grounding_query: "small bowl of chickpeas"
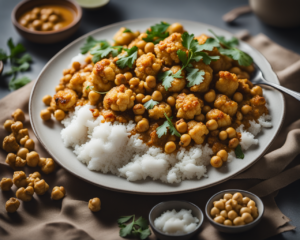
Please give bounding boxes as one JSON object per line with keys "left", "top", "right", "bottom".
{"left": 11, "top": 0, "right": 82, "bottom": 44}
{"left": 205, "top": 189, "right": 264, "bottom": 233}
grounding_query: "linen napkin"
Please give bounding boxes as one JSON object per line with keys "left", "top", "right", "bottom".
{"left": 1, "top": 33, "right": 300, "bottom": 240}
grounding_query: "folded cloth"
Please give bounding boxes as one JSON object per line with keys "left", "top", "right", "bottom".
{"left": 1, "top": 33, "right": 300, "bottom": 240}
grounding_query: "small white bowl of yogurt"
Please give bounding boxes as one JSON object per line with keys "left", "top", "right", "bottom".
{"left": 149, "top": 201, "right": 204, "bottom": 240}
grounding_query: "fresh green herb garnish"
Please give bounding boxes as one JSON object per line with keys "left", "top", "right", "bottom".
{"left": 123, "top": 28, "right": 133, "bottom": 33}
{"left": 80, "top": 36, "right": 108, "bottom": 54}
{"left": 143, "top": 21, "right": 170, "bottom": 44}
{"left": 90, "top": 42, "right": 122, "bottom": 63}
{"left": 116, "top": 46, "right": 138, "bottom": 69}
{"left": 143, "top": 99, "right": 159, "bottom": 109}
{"left": 235, "top": 144, "right": 244, "bottom": 159}
{"left": 8, "top": 76, "right": 31, "bottom": 91}
{"left": 86, "top": 85, "right": 108, "bottom": 94}
{"left": 118, "top": 215, "right": 151, "bottom": 240}
{"left": 4, "top": 62, "right": 30, "bottom": 76}
{"left": 185, "top": 67, "right": 205, "bottom": 87}
{"left": 209, "top": 29, "right": 253, "bottom": 66}
{"left": 157, "top": 69, "right": 183, "bottom": 91}
{"left": 156, "top": 113, "right": 181, "bottom": 138}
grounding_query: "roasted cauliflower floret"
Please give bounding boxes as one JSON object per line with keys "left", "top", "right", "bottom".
{"left": 189, "top": 61, "right": 213, "bottom": 93}
{"left": 206, "top": 109, "right": 231, "bottom": 128}
{"left": 194, "top": 34, "right": 209, "bottom": 45}
{"left": 229, "top": 67, "right": 250, "bottom": 79}
{"left": 176, "top": 93, "right": 202, "bottom": 120}
{"left": 215, "top": 71, "right": 239, "bottom": 96}
{"left": 148, "top": 102, "right": 172, "bottom": 120}
{"left": 134, "top": 53, "right": 163, "bottom": 80}
{"left": 168, "top": 66, "right": 186, "bottom": 92}
{"left": 214, "top": 94, "right": 238, "bottom": 116}
{"left": 250, "top": 95, "right": 268, "bottom": 118}
{"left": 103, "top": 85, "right": 135, "bottom": 111}
{"left": 113, "top": 27, "right": 139, "bottom": 46}
{"left": 167, "top": 23, "right": 184, "bottom": 35}
{"left": 68, "top": 72, "right": 91, "bottom": 94}
{"left": 210, "top": 54, "right": 232, "bottom": 72}
{"left": 53, "top": 88, "right": 77, "bottom": 111}
{"left": 187, "top": 121, "right": 209, "bottom": 144}
{"left": 154, "top": 33, "right": 186, "bottom": 66}
{"left": 238, "top": 79, "right": 254, "bottom": 94}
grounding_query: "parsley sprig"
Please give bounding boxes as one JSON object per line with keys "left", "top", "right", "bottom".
{"left": 235, "top": 144, "right": 244, "bottom": 159}
{"left": 143, "top": 99, "right": 159, "bottom": 109}
{"left": 116, "top": 46, "right": 138, "bottom": 69}
{"left": 143, "top": 22, "right": 170, "bottom": 44}
{"left": 118, "top": 215, "right": 151, "bottom": 240}
{"left": 156, "top": 113, "right": 181, "bottom": 138}
{"left": 90, "top": 41, "right": 123, "bottom": 63}
{"left": 86, "top": 85, "right": 108, "bottom": 94}
{"left": 209, "top": 29, "right": 253, "bottom": 66}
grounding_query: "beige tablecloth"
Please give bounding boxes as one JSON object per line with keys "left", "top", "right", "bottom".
{"left": 1, "top": 33, "right": 300, "bottom": 240}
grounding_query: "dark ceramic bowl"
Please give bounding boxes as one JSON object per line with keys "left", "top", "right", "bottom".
{"left": 205, "top": 189, "right": 264, "bottom": 233}
{"left": 12, "top": 0, "right": 82, "bottom": 44}
{"left": 149, "top": 201, "right": 204, "bottom": 240}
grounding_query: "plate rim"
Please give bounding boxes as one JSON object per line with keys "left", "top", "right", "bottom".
{"left": 29, "top": 18, "right": 285, "bottom": 195}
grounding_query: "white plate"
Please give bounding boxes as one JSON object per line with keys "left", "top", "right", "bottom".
{"left": 29, "top": 18, "right": 285, "bottom": 195}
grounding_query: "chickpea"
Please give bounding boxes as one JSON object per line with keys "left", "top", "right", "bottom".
{"left": 16, "top": 186, "right": 34, "bottom": 201}
{"left": 129, "top": 77, "right": 140, "bottom": 87}
{"left": 17, "top": 148, "right": 29, "bottom": 160}
{"left": 228, "top": 138, "right": 239, "bottom": 149}
{"left": 152, "top": 63, "right": 161, "bottom": 72}
{"left": 136, "top": 40, "right": 146, "bottom": 49}
{"left": 167, "top": 23, "right": 184, "bottom": 33}
{"left": 24, "top": 139, "right": 35, "bottom": 151}
{"left": 29, "top": 172, "right": 41, "bottom": 179}
{"left": 136, "top": 118, "right": 149, "bottom": 133}
{"left": 166, "top": 96, "right": 175, "bottom": 107}
{"left": 115, "top": 73, "right": 127, "bottom": 86}
{"left": 53, "top": 23, "right": 63, "bottom": 31}
{"left": 39, "top": 158, "right": 55, "bottom": 174}
{"left": 13, "top": 171, "right": 27, "bottom": 188}
{"left": 226, "top": 127, "right": 236, "bottom": 139}
{"left": 0, "top": 178, "right": 13, "bottom": 191}
{"left": 232, "top": 192, "right": 243, "bottom": 203}
{"left": 20, "top": 135, "right": 29, "bottom": 145}
{"left": 225, "top": 204, "right": 232, "bottom": 211}
{"left": 12, "top": 109, "right": 25, "bottom": 122}
{"left": 32, "top": 19, "right": 42, "bottom": 29}
{"left": 240, "top": 207, "right": 251, "bottom": 215}
{"left": 51, "top": 186, "right": 66, "bottom": 200}
{"left": 204, "top": 89, "right": 216, "bottom": 103}
{"left": 88, "top": 197, "right": 101, "bottom": 212}
{"left": 206, "top": 119, "right": 218, "bottom": 131}
{"left": 144, "top": 42, "right": 155, "bottom": 53}
{"left": 236, "top": 111, "right": 243, "bottom": 121}
{"left": 134, "top": 115, "right": 143, "bottom": 123}
{"left": 214, "top": 200, "right": 225, "bottom": 210}
{"left": 224, "top": 219, "right": 233, "bottom": 226}
{"left": 34, "top": 179, "right": 49, "bottom": 195}
{"left": 179, "top": 134, "right": 191, "bottom": 147}
{"left": 146, "top": 76, "right": 156, "bottom": 88}
{"left": 26, "top": 151, "right": 40, "bottom": 167}
{"left": 216, "top": 150, "right": 228, "bottom": 162}
{"left": 210, "top": 156, "right": 223, "bottom": 168}
{"left": 3, "top": 119, "right": 14, "bottom": 132}
{"left": 249, "top": 206, "right": 259, "bottom": 218}
{"left": 152, "top": 91, "right": 163, "bottom": 101}
{"left": 11, "top": 121, "right": 23, "bottom": 136}
{"left": 6, "top": 153, "right": 26, "bottom": 168}
{"left": 233, "top": 92, "right": 243, "bottom": 102}
{"left": 176, "top": 119, "right": 187, "bottom": 133}
{"left": 242, "top": 197, "right": 251, "bottom": 205}
{"left": 48, "top": 14, "right": 59, "bottom": 23}
{"left": 234, "top": 204, "right": 242, "bottom": 213}
{"left": 247, "top": 200, "right": 256, "bottom": 207}
{"left": 54, "top": 109, "right": 66, "bottom": 121}
{"left": 88, "top": 92, "right": 101, "bottom": 106}
{"left": 172, "top": 93, "right": 179, "bottom": 99}
{"left": 210, "top": 207, "right": 220, "bottom": 217}
{"left": 251, "top": 86, "right": 263, "bottom": 96}
{"left": 124, "top": 72, "right": 132, "bottom": 81}
{"left": 241, "top": 105, "right": 252, "bottom": 115}
{"left": 224, "top": 193, "right": 233, "bottom": 200}
{"left": 241, "top": 212, "right": 253, "bottom": 224}
{"left": 40, "top": 14, "right": 49, "bottom": 22}
{"left": 142, "top": 95, "right": 152, "bottom": 104}
{"left": 228, "top": 210, "right": 238, "bottom": 220}
{"left": 32, "top": 7, "right": 41, "bottom": 14}
{"left": 55, "top": 84, "right": 64, "bottom": 92}
{"left": 202, "top": 105, "right": 211, "bottom": 114}
{"left": 218, "top": 131, "right": 227, "bottom": 141}
{"left": 5, "top": 198, "right": 20, "bottom": 213}
{"left": 42, "top": 95, "right": 52, "bottom": 106}
{"left": 214, "top": 216, "right": 225, "bottom": 224}
{"left": 220, "top": 210, "right": 228, "bottom": 219}
{"left": 29, "top": 13, "right": 38, "bottom": 21}
{"left": 195, "top": 114, "right": 205, "bottom": 122}
{"left": 40, "top": 109, "right": 51, "bottom": 121}
{"left": 230, "top": 199, "right": 238, "bottom": 208}
{"left": 136, "top": 93, "right": 145, "bottom": 103}
{"left": 165, "top": 141, "right": 176, "bottom": 153}
{"left": 133, "top": 104, "right": 145, "bottom": 115}
{"left": 233, "top": 217, "right": 245, "bottom": 226}
{"left": 42, "top": 22, "right": 53, "bottom": 31}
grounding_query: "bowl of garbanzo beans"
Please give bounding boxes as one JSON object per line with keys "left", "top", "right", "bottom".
{"left": 12, "top": 0, "right": 82, "bottom": 44}
{"left": 205, "top": 189, "right": 264, "bottom": 233}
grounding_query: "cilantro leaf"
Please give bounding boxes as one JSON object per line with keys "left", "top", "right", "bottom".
{"left": 144, "top": 99, "right": 159, "bottom": 109}
{"left": 118, "top": 215, "right": 134, "bottom": 225}
{"left": 132, "top": 228, "right": 151, "bottom": 240}
{"left": 182, "top": 32, "right": 197, "bottom": 50}
{"left": 8, "top": 76, "right": 31, "bottom": 90}
{"left": 116, "top": 46, "right": 138, "bottom": 69}
{"left": 164, "top": 112, "right": 181, "bottom": 137}
{"left": 156, "top": 120, "right": 169, "bottom": 138}
{"left": 0, "top": 49, "right": 8, "bottom": 62}
{"left": 5, "top": 62, "right": 30, "bottom": 76}
{"left": 7, "top": 38, "right": 26, "bottom": 58}
{"left": 143, "top": 21, "right": 170, "bottom": 44}
{"left": 123, "top": 28, "right": 132, "bottom": 33}
{"left": 177, "top": 49, "right": 188, "bottom": 66}
{"left": 219, "top": 48, "right": 253, "bottom": 67}
{"left": 16, "top": 53, "right": 32, "bottom": 64}
{"left": 186, "top": 67, "right": 205, "bottom": 87}
{"left": 192, "top": 52, "right": 220, "bottom": 65}
{"left": 118, "top": 215, "right": 151, "bottom": 240}
{"left": 119, "top": 220, "right": 134, "bottom": 237}
{"left": 157, "top": 69, "right": 183, "bottom": 91}
{"left": 208, "top": 29, "right": 238, "bottom": 48}
{"left": 86, "top": 85, "right": 108, "bottom": 94}
{"left": 80, "top": 36, "right": 108, "bottom": 54}
{"left": 196, "top": 37, "right": 220, "bottom": 52}
{"left": 134, "top": 217, "right": 149, "bottom": 230}
{"left": 235, "top": 144, "right": 244, "bottom": 159}
{"left": 90, "top": 43, "right": 122, "bottom": 63}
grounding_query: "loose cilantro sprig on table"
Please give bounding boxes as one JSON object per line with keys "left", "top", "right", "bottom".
{"left": 90, "top": 41, "right": 123, "bottom": 63}
{"left": 9, "top": 76, "right": 31, "bottom": 91}
{"left": 116, "top": 46, "right": 138, "bottom": 69}
{"left": 156, "top": 113, "right": 181, "bottom": 138}
{"left": 235, "top": 144, "right": 244, "bottom": 159}
{"left": 209, "top": 29, "right": 253, "bottom": 66}
{"left": 118, "top": 215, "right": 151, "bottom": 240}
{"left": 144, "top": 99, "right": 159, "bottom": 109}
{"left": 143, "top": 22, "right": 170, "bottom": 44}
{"left": 86, "top": 85, "right": 108, "bottom": 94}
{"left": 123, "top": 28, "right": 133, "bottom": 33}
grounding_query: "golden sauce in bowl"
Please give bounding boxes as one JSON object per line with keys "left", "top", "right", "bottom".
{"left": 18, "top": 5, "right": 75, "bottom": 32}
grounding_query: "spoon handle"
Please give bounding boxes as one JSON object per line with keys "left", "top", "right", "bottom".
{"left": 259, "top": 79, "right": 300, "bottom": 101}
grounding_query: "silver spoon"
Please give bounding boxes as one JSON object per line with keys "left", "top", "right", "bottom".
{"left": 251, "top": 62, "right": 300, "bottom": 101}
